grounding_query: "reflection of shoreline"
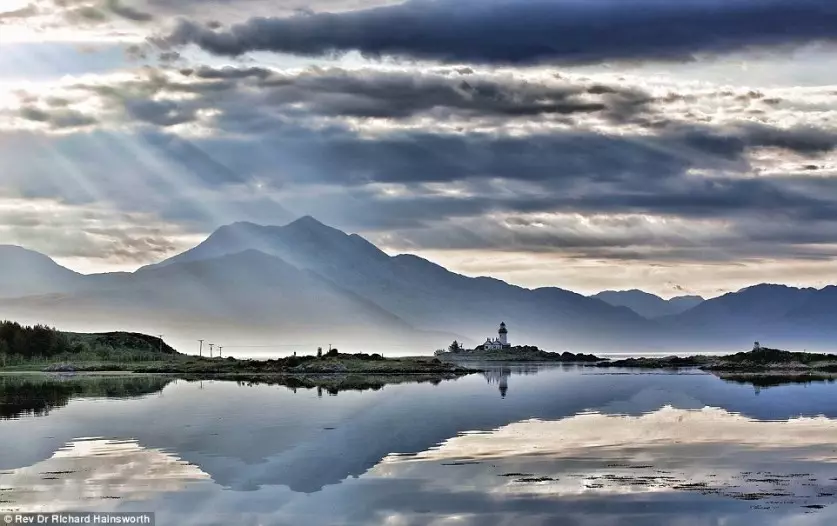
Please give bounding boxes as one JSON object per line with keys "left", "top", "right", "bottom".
{"left": 0, "top": 375, "right": 173, "bottom": 420}
{"left": 181, "top": 373, "right": 463, "bottom": 396}
{"left": 715, "top": 372, "right": 837, "bottom": 392}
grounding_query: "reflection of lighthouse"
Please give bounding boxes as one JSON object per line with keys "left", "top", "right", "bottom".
{"left": 483, "top": 366, "right": 511, "bottom": 398}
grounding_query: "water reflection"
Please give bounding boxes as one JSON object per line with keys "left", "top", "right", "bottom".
{"left": 0, "top": 375, "right": 173, "bottom": 420}
{"left": 0, "top": 438, "right": 210, "bottom": 512}
{"left": 481, "top": 363, "right": 550, "bottom": 398}
{"left": 224, "top": 374, "right": 448, "bottom": 396}
{"left": 717, "top": 373, "right": 837, "bottom": 391}
{"left": 377, "top": 406, "right": 837, "bottom": 512}
{"left": 2, "top": 369, "right": 837, "bottom": 524}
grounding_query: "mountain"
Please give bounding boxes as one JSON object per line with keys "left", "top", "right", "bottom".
{"left": 4, "top": 217, "right": 837, "bottom": 354}
{"left": 1, "top": 248, "right": 423, "bottom": 352}
{"left": 592, "top": 290, "right": 705, "bottom": 319}
{"left": 145, "top": 217, "right": 655, "bottom": 352}
{"left": 667, "top": 295, "right": 705, "bottom": 313}
{"left": 663, "top": 284, "right": 837, "bottom": 349}
{"left": 0, "top": 245, "right": 82, "bottom": 298}
{"left": 669, "top": 284, "right": 815, "bottom": 329}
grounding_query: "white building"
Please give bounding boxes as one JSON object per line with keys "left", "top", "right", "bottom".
{"left": 481, "top": 322, "right": 511, "bottom": 350}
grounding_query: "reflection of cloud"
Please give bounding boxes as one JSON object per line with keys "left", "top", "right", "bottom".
{"left": 372, "top": 406, "right": 837, "bottom": 509}
{"left": 0, "top": 437, "right": 211, "bottom": 512}
{"left": 391, "top": 406, "right": 837, "bottom": 461}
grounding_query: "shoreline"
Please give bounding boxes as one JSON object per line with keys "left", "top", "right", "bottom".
{"left": 0, "top": 353, "right": 480, "bottom": 378}
{"left": 6, "top": 346, "right": 837, "bottom": 378}
{"left": 438, "top": 346, "right": 837, "bottom": 374}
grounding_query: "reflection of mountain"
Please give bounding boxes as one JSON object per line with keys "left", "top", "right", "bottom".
{"left": 0, "top": 438, "right": 210, "bottom": 512}
{"left": 6, "top": 369, "right": 837, "bottom": 499}
{"left": 0, "top": 375, "right": 173, "bottom": 420}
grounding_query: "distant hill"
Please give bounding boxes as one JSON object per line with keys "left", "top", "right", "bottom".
{"left": 0, "top": 245, "right": 81, "bottom": 299}
{"left": 592, "top": 290, "right": 704, "bottom": 319}
{"left": 663, "top": 284, "right": 837, "bottom": 349}
{"left": 3, "top": 218, "right": 837, "bottom": 353}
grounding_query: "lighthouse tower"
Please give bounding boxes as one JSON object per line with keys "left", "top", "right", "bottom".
{"left": 498, "top": 322, "right": 508, "bottom": 346}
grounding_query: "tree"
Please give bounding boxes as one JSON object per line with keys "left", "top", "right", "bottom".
{"left": 448, "top": 340, "right": 462, "bottom": 353}
{"left": 317, "top": 347, "right": 323, "bottom": 358}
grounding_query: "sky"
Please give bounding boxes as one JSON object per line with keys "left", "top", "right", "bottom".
{"left": 2, "top": 0, "right": 837, "bottom": 298}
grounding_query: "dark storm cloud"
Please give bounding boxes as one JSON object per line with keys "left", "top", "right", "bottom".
{"left": 134, "top": 116, "right": 837, "bottom": 233}
{"left": 4, "top": 118, "right": 837, "bottom": 262}
{"left": 169, "top": 65, "right": 653, "bottom": 121}
{"left": 210, "top": 123, "right": 833, "bottom": 188}
{"left": 160, "top": 0, "right": 837, "bottom": 64}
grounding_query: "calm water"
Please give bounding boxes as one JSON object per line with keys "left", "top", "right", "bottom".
{"left": 2, "top": 366, "right": 837, "bottom": 525}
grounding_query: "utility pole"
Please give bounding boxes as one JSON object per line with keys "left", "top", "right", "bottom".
{"left": 218, "top": 346, "right": 223, "bottom": 358}
{"left": 198, "top": 339, "right": 204, "bottom": 357}
{"left": 209, "top": 343, "right": 214, "bottom": 358}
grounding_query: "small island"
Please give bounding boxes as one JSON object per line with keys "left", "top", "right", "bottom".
{"left": 434, "top": 322, "right": 600, "bottom": 362}
{"left": 596, "top": 342, "right": 837, "bottom": 373}
{"left": 434, "top": 324, "right": 837, "bottom": 381}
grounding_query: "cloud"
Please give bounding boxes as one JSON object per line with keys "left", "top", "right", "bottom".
{"left": 106, "top": 0, "right": 154, "bottom": 21}
{"left": 17, "top": 107, "right": 98, "bottom": 130}
{"left": 123, "top": 99, "right": 197, "bottom": 126}
{"left": 159, "top": 0, "right": 837, "bottom": 65}
{"left": 0, "top": 4, "right": 38, "bottom": 20}
{"left": 2, "top": 63, "right": 837, "bottom": 278}
{"left": 102, "top": 65, "right": 652, "bottom": 124}
{"left": 0, "top": 196, "right": 201, "bottom": 265}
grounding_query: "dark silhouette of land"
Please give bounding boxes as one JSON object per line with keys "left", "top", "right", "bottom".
{"left": 595, "top": 347, "right": 837, "bottom": 373}
{"left": 435, "top": 344, "right": 600, "bottom": 362}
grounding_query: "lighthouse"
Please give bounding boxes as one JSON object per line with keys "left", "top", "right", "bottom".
{"left": 498, "top": 322, "right": 508, "bottom": 346}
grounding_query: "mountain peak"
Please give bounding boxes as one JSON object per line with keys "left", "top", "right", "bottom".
{"left": 284, "top": 215, "right": 330, "bottom": 230}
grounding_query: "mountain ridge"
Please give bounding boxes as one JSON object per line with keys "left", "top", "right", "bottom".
{"left": 2, "top": 217, "right": 837, "bottom": 353}
{"left": 592, "top": 289, "right": 705, "bottom": 319}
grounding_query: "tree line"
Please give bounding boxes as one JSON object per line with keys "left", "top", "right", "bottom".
{"left": 0, "top": 321, "right": 76, "bottom": 359}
